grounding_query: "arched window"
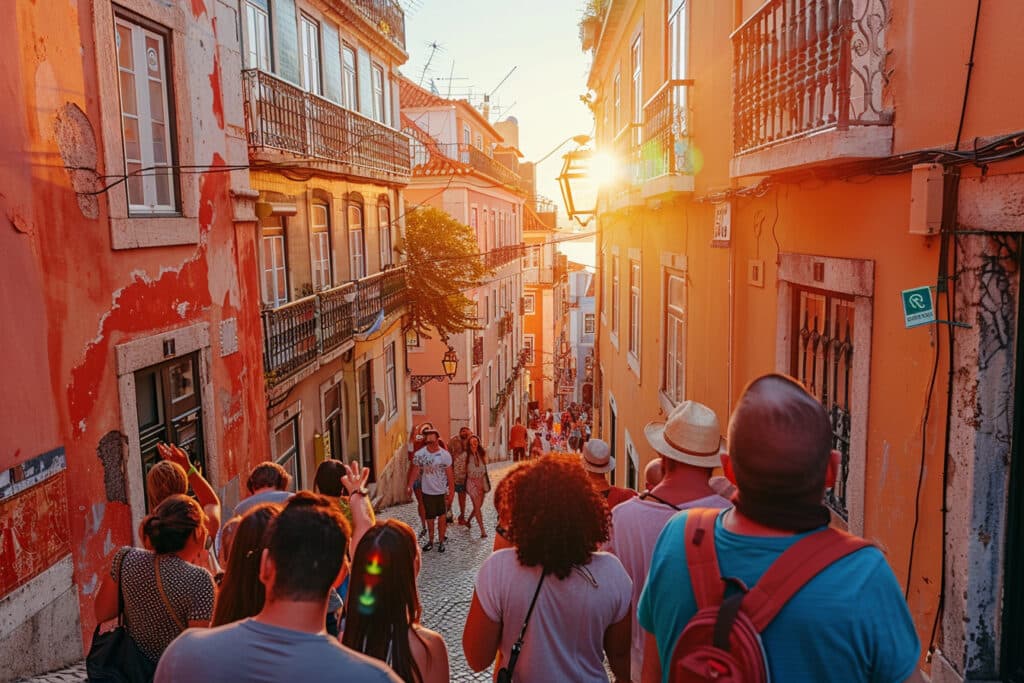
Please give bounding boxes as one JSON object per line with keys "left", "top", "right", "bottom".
{"left": 347, "top": 193, "right": 365, "bottom": 280}
{"left": 310, "top": 202, "right": 332, "bottom": 291}
{"left": 377, "top": 194, "right": 393, "bottom": 268}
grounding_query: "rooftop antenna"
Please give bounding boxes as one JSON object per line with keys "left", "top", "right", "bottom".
{"left": 418, "top": 41, "right": 442, "bottom": 87}
{"left": 446, "top": 60, "right": 455, "bottom": 97}
{"left": 483, "top": 66, "right": 517, "bottom": 122}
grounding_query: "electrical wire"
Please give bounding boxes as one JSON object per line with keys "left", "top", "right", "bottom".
{"left": 955, "top": 0, "right": 983, "bottom": 151}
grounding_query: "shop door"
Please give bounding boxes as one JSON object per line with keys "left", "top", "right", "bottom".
{"left": 135, "top": 353, "right": 205, "bottom": 509}
{"left": 357, "top": 361, "right": 375, "bottom": 482}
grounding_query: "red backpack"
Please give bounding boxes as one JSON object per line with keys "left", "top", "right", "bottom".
{"left": 668, "top": 508, "right": 871, "bottom": 682}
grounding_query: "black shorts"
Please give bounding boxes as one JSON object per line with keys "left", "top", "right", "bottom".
{"left": 422, "top": 493, "right": 447, "bottom": 520}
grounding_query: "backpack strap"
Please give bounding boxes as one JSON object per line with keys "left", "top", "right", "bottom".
{"left": 683, "top": 508, "right": 726, "bottom": 610}
{"left": 741, "top": 528, "right": 871, "bottom": 631}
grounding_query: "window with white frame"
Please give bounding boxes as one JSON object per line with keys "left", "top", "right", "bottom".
{"left": 523, "top": 335, "right": 535, "bottom": 364}
{"left": 584, "top": 313, "right": 596, "bottom": 335}
{"left": 342, "top": 45, "right": 358, "bottom": 110}
{"left": 611, "top": 255, "right": 620, "bottom": 335}
{"left": 524, "top": 293, "right": 535, "bottom": 315}
{"left": 385, "top": 342, "right": 398, "bottom": 417}
{"left": 613, "top": 73, "right": 621, "bottom": 132}
{"left": 663, "top": 272, "right": 686, "bottom": 404}
{"left": 475, "top": 133, "right": 484, "bottom": 150}
{"left": 244, "top": 0, "right": 272, "bottom": 71}
{"left": 411, "top": 388, "right": 424, "bottom": 412}
{"left": 371, "top": 64, "right": 387, "bottom": 124}
{"left": 348, "top": 200, "right": 366, "bottom": 280}
{"left": 629, "top": 261, "right": 641, "bottom": 358}
{"left": 299, "top": 14, "right": 321, "bottom": 95}
{"left": 114, "top": 15, "right": 177, "bottom": 214}
{"left": 669, "top": 0, "right": 688, "bottom": 80}
{"left": 631, "top": 35, "right": 643, "bottom": 127}
{"left": 274, "top": 417, "right": 300, "bottom": 490}
{"left": 310, "top": 203, "right": 331, "bottom": 291}
{"left": 260, "top": 215, "right": 288, "bottom": 307}
{"left": 378, "top": 199, "right": 392, "bottom": 267}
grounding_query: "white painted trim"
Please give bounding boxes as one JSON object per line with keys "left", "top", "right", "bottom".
{"left": 0, "top": 555, "right": 75, "bottom": 640}
{"left": 730, "top": 125, "right": 893, "bottom": 178}
{"left": 777, "top": 252, "right": 875, "bottom": 297}
{"left": 116, "top": 323, "right": 216, "bottom": 545}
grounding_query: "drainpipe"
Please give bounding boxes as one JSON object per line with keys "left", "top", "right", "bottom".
{"left": 727, "top": 237, "right": 735, "bottom": 417}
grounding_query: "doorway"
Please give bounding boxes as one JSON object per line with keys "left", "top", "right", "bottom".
{"left": 135, "top": 353, "right": 206, "bottom": 508}
{"left": 357, "top": 361, "right": 375, "bottom": 482}
{"left": 324, "top": 381, "right": 345, "bottom": 462}
{"left": 1004, "top": 262, "right": 1024, "bottom": 681}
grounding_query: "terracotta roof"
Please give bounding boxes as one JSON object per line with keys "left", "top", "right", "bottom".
{"left": 398, "top": 75, "right": 504, "bottom": 142}
{"left": 401, "top": 112, "right": 474, "bottom": 178}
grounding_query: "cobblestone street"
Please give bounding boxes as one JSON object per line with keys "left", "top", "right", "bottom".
{"left": 18, "top": 463, "right": 510, "bottom": 683}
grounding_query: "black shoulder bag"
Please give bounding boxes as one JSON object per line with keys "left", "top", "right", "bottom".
{"left": 496, "top": 571, "right": 546, "bottom": 683}
{"left": 86, "top": 549, "right": 157, "bottom": 683}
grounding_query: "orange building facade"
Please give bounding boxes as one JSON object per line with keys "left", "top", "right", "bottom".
{"left": 400, "top": 78, "right": 530, "bottom": 452}
{"left": 522, "top": 202, "right": 560, "bottom": 410}
{"left": 584, "top": 0, "right": 1024, "bottom": 679}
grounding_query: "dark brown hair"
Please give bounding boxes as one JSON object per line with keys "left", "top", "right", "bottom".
{"left": 313, "top": 459, "right": 346, "bottom": 497}
{"left": 343, "top": 521, "right": 427, "bottom": 683}
{"left": 142, "top": 494, "right": 204, "bottom": 554}
{"left": 246, "top": 462, "right": 291, "bottom": 494}
{"left": 265, "top": 491, "right": 350, "bottom": 602}
{"left": 212, "top": 503, "right": 281, "bottom": 626}
{"left": 500, "top": 455, "right": 610, "bottom": 579}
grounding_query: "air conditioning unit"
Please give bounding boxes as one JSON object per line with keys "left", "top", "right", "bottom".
{"left": 909, "top": 163, "right": 944, "bottom": 235}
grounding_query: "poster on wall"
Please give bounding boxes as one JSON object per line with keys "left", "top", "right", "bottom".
{"left": 712, "top": 201, "right": 732, "bottom": 248}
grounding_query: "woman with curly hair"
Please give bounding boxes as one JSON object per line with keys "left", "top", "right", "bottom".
{"left": 463, "top": 455, "right": 632, "bottom": 682}
{"left": 343, "top": 520, "right": 449, "bottom": 683}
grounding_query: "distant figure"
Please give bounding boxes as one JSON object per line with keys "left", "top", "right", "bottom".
{"left": 509, "top": 417, "right": 529, "bottom": 462}
{"left": 233, "top": 462, "right": 292, "bottom": 518}
{"left": 580, "top": 440, "right": 637, "bottom": 509}
{"left": 643, "top": 459, "right": 663, "bottom": 491}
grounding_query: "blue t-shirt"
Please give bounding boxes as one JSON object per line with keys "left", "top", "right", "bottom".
{"left": 637, "top": 509, "right": 920, "bottom": 683}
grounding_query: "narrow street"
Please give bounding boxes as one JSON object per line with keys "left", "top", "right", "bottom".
{"left": 18, "top": 464, "right": 512, "bottom": 683}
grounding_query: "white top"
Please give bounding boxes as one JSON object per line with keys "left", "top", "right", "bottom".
{"left": 476, "top": 549, "right": 632, "bottom": 683}
{"left": 608, "top": 493, "right": 730, "bottom": 681}
{"left": 412, "top": 446, "right": 452, "bottom": 496}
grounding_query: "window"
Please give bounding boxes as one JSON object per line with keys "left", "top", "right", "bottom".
{"left": 475, "top": 133, "right": 483, "bottom": 150}
{"left": 299, "top": 15, "right": 321, "bottom": 95}
{"left": 663, "top": 273, "right": 686, "bottom": 403}
{"left": 669, "top": 0, "right": 688, "bottom": 80}
{"left": 378, "top": 199, "right": 393, "bottom": 267}
{"left": 274, "top": 417, "right": 300, "bottom": 491}
{"left": 490, "top": 210, "right": 497, "bottom": 252}
{"left": 523, "top": 335, "right": 535, "bottom": 363}
{"left": 406, "top": 329, "right": 420, "bottom": 347}
{"left": 523, "top": 293, "right": 535, "bottom": 314}
{"left": 342, "top": 45, "right": 358, "bottom": 110}
{"left": 611, "top": 256, "right": 620, "bottom": 334}
{"left": 371, "top": 64, "right": 387, "bottom": 124}
{"left": 385, "top": 342, "right": 398, "bottom": 418}
{"left": 629, "top": 261, "right": 641, "bottom": 358}
{"left": 411, "top": 389, "right": 424, "bottom": 412}
{"left": 584, "top": 313, "right": 596, "bottom": 334}
{"left": 463, "top": 125, "right": 472, "bottom": 151}
{"left": 311, "top": 203, "right": 331, "bottom": 291}
{"left": 244, "top": 0, "right": 271, "bottom": 71}
{"left": 323, "top": 381, "right": 344, "bottom": 462}
{"left": 348, "top": 199, "right": 365, "bottom": 280}
{"left": 613, "top": 73, "right": 621, "bottom": 132}
{"left": 631, "top": 35, "right": 643, "bottom": 126}
{"left": 260, "top": 215, "right": 288, "bottom": 307}
{"left": 115, "top": 15, "right": 177, "bottom": 213}
{"left": 626, "top": 433, "right": 639, "bottom": 490}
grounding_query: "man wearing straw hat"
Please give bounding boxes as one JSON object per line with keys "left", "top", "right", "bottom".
{"left": 581, "top": 439, "right": 638, "bottom": 509}
{"left": 607, "top": 400, "right": 731, "bottom": 682}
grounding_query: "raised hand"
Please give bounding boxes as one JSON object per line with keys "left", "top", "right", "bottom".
{"left": 341, "top": 459, "right": 370, "bottom": 495}
{"left": 156, "top": 442, "right": 191, "bottom": 470}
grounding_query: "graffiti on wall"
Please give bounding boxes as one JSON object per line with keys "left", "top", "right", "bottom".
{"left": 0, "top": 470, "right": 71, "bottom": 595}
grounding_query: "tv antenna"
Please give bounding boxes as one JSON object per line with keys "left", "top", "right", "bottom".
{"left": 418, "top": 41, "right": 443, "bottom": 87}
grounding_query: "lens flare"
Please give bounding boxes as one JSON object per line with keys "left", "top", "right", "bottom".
{"left": 589, "top": 152, "right": 621, "bottom": 187}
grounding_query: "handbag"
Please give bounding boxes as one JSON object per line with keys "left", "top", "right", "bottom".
{"left": 86, "top": 550, "right": 157, "bottom": 683}
{"left": 496, "top": 571, "right": 546, "bottom": 683}
{"left": 484, "top": 471, "right": 493, "bottom": 493}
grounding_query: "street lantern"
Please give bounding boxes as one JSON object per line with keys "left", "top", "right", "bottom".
{"left": 441, "top": 346, "right": 458, "bottom": 379}
{"left": 557, "top": 137, "right": 621, "bottom": 226}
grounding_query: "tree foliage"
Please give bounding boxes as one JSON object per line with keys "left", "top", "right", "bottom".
{"left": 397, "top": 205, "right": 492, "bottom": 340}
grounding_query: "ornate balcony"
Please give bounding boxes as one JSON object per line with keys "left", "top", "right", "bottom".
{"left": 348, "top": 0, "right": 405, "bottom": 52}
{"left": 242, "top": 69, "right": 411, "bottom": 183}
{"left": 731, "top": 0, "right": 892, "bottom": 176}
{"left": 639, "top": 79, "right": 696, "bottom": 197}
{"left": 485, "top": 244, "right": 525, "bottom": 269}
{"left": 262, "top": 297, "right": 318, "bottom": 382}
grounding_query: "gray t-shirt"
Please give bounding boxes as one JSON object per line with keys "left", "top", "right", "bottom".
{"left": 233, "top": 489, "right": 292, "bottom": 518}
{"left": 154, "top": 619, "right": 401, "bottom": 683}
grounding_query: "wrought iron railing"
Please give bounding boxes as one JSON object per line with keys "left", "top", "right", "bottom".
{"left": 612, "top": 124, "right": 643, "bottom": 187}
{"left": 732, "top": 0, "right": 891, "bottom": 155}
{"left": 641, "top": 80, "right": 693, "bottom": 180}
{"left": 411, "top": 142, "right": 522, "bottom": 190}
{"left": 472, "top": 336, "right": 484, "bottom": 366}
{"left": 353, "top": 267, "right": 408, "bottom": 330}
{"left": 485, "top": 244, "right": 524, "bottom": 269}
{"left": 320, "top": 283, "right": 355, "bottom": 353}
{"left": 262, "top": 297, "right": 318, "bottom": 381}
{"left": 349, "top": 0, "right": 406, "bottom": 52}
{"left": 242, "top": 69, "right": 411, "bottom": 179}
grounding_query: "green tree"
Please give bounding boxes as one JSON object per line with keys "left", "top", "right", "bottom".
{"left": 397, "top": 205, "right": 492, "bottom": 340}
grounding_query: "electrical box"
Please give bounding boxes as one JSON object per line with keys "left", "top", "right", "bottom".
{"left": 909, "top": 163, "right": 944, "bottom": 235}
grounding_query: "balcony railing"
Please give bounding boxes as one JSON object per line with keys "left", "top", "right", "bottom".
{"left": 485, "top": 244, "right": 524, "bottom": 269}
{"left": 410, "top": 141, "right": 522, "bottom": 190}
{"left": 641, "top": 80, "right": 693, "bottom": 180}
{"left": 262, "top": 266, "right": 408, "bottom": 385}
{"left": 242, "top": 69, "right": 411, "bottom": 180}
{"left": 732, "top": 0, "right": 891, "bottom": 155}
{"left": 349, "top": 0, "right": 406, "bottom": 52}
{"left": 612, "top": 124, "right": 643, "bottom": 186}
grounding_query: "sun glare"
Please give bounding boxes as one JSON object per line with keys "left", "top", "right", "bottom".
{"left": 589, "top": 151, "right": 621, "bottom": 187}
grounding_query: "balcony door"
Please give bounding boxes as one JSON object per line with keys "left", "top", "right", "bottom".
{"left": 261, "top": 215, "right": 288, "bottom": 308}
{"left": 310, "top": 203, "right": 332, "bottom": 291}
{"left": 244, "top": 0, "right": 271, "bottom": 71}
{"left": 324, "top": 381, "right": 345, "bottom": 462}
{"left": 348, "top": 202, "right": 366, "bottom": 280}
{"left": 299, "top": 14, "right": 321, "bottom": 95}
{"left": 357, "top": 360, "right": 376, "bottom": 482}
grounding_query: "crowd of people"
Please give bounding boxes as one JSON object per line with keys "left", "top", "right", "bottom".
{"left": 89, "top": 374, "right": 923, "bottom": 682}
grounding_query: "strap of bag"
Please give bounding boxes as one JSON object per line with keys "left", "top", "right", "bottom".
{"left": 640, "top": 491, "right": 682, "bottom": 511}
{"left": 115, "top": 548, "right": 129, "bottom": 627}
{"left": 503, "top": 571, "right": 547, "bottom": 677}
{"left": 154, "top": 555, "right": 187, "bottom": 632}
{"left": 683, "top": 508, "right": 725, "bottom": 610}
{"left": 741, "top": 528, "right": 871, "bottom": 631}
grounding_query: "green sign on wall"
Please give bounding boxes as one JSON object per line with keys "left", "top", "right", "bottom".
{"left": 901, "top": 286, "right": 936, "bottom": 329}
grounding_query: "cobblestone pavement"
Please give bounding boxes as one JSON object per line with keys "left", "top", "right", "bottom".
{"left": 18, "top": 463, "right": 512, "bottom": 683}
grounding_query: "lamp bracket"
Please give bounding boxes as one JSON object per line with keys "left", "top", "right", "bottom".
{"left": 410, "top": 374, "right": 451, "bottom": 391}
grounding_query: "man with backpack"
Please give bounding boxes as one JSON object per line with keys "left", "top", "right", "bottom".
{"left": 608, "top": 401, "right": 731, "bottom": 682}
{"left": 637, "top": 374, "right": 921, "bottom": 682}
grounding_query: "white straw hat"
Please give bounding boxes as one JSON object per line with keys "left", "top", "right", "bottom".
{"left": 581, "top": 439, "right": 615, "bottom": 474}
{"left": 644, "top": 401, "right": 724, "bottom": 467}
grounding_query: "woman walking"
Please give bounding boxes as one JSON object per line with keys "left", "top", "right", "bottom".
{"left": 94, "top": 495, "right": 216, "bottom": 668}
{"left": 464, "top": 435, "right": 490, "bottom": 538}
{"left": 343, "top": 521, "right": 449, "bottom": 683}
{"left": 463, "top": 455, "right": 632, "bottom": 682}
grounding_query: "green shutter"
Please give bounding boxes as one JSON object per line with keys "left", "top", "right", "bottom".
{"left": 273, "top": 0, "right": 300, "bottom": 85}
{"left": 321, "top": 23, "right": 342, "bottom": 104}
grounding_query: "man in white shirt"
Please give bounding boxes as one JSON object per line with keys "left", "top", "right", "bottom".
{"left": 406, "top": 428, "right": 454, "bottom": 553}
{"left": 607, "top": 401, "right": 731, "bottom": 682}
